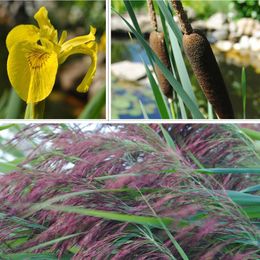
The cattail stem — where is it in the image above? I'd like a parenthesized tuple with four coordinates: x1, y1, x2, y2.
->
(147, 0, 158, 31)
(171, 0, 193, 35)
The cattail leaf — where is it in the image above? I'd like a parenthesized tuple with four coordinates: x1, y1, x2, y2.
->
(144, 63, 171, 119)
(156, 0, 183, 47)
(241, 67, 247, 119)
(44, 205, 173, 229)
(123, 0, 142, 35)
(166, 22, 197, 106)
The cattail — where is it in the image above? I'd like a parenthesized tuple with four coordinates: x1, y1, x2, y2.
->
(171, 0, 234, 119)
(147, 0, 173, 99)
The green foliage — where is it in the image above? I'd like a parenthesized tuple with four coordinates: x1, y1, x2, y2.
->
(232, 0, 260, 19)
(183, 0, 230, 19)
(112, 0, 146, 14)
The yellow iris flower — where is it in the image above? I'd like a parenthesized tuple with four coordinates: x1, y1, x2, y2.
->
(6, 6, 98, 104)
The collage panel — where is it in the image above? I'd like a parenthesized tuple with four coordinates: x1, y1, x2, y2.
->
(111, 0, 260, 120)
(0, 0, 259, 259)
(0, 0, 106, 119)
(0, 123, 259, 258)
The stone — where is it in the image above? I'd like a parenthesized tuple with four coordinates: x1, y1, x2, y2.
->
(253, 31, 260, 39)
(239, 35, 250, 49)
(191, 19, 207, 30)
(244, 19, 255, 36)
(206, 12, 227, 30)
(237, 18, 256, 36)
(229, 21, 237, 33)
(111, 61, 147, 81)
(233, 43, 241, 51)
(249, 37, 260, 52)
(111, 13, 162, 34)
(215, 40, 233, 52)
(185, 7, 196, 21)
(111, 14, 131, 32)
(212, 29, 228, 41)
(229, 32, 240, 42)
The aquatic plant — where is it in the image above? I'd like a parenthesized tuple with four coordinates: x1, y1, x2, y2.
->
(0, 124, 259, 259)
(115, 0, 240, 119)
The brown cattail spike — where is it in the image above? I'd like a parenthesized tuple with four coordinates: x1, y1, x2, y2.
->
(183, 30, 234, 118)
(147, 0, 172, 99)
(149, 31, 173, 99)
(171, 0, 234, 119)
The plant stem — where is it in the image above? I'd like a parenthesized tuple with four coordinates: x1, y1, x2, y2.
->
(24, 101, 45, 119)
(169, 99, 176, 119)
(147, 0, 158, 31)
(171, 0, 193, 35)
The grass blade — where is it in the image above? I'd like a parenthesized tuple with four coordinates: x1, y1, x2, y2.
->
(240, 127, 260, 140)
(241, 185, 260, 193)
(26, 233, 81, 252)
(227, 191, 260, 206)
(44, 205, 173, 229)
(138, 188, 189, 260)
(160, 125, 176, 150)
(197, 168, 260, 174)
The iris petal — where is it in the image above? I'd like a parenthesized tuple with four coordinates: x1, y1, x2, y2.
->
(76, 42, 98, 93)
(59, 26, 96, 64)
(6, 25, 39, 51)
(7, 41, 58, 103)
(34, 6, 58, 43)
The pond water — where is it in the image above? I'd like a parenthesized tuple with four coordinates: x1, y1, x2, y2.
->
(111, 38, 260, 119)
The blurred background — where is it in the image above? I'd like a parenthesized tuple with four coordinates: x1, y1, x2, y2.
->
(0, 0, 106, 119)
(111, 0, 260, 119)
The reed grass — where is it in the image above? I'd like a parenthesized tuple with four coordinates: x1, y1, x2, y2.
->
(0, 124, 259, 259)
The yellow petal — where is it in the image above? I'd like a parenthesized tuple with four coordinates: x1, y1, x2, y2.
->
(76, 42, 98, 93)
(6, 25, 40, 51)
(59, 26, 96, 63)
(34, 6, 58, 43)
(7, 41, 58, 103)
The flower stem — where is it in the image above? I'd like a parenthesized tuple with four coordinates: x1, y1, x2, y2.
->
(24, 101, 45, 119)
